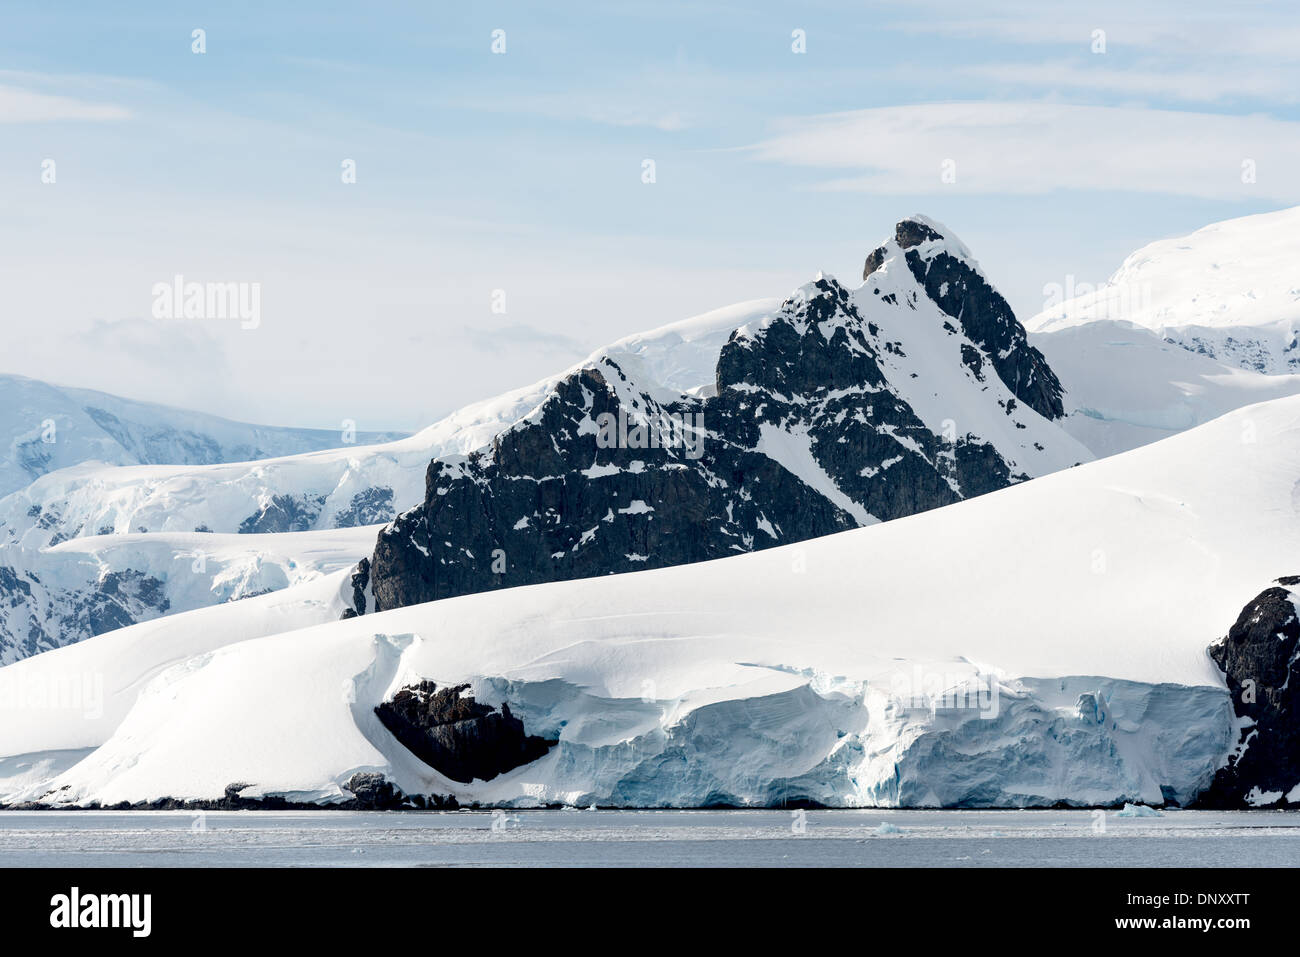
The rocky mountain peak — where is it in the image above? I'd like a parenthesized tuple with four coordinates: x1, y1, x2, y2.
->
(863, 215, 966, 280)
(895, 215, 946, 250)
(359, 220, 1084, 617)
(863, 215, 1065, 421)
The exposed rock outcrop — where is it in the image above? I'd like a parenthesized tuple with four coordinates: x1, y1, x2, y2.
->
(342, 772, 404, 809)
(334, 487, 395, 528)
(238, 493, 326, 534)
(0, 565, 170, 664)
(374, 680, 555, 783)
(1198, 577, 1300, 808)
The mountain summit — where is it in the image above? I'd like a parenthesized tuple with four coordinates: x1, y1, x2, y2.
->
(358, 217, 1088, 614)
(865, 215, 1065, 420)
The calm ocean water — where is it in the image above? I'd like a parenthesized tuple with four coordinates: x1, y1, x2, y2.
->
(1, 808, 1298, 867)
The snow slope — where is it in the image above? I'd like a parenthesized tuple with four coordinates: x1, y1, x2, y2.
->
(1032, 320, 1300, 457)
(7, 395, 1300, 808)
(0, 373, 407, 499)
(1027, 206, 1300, 374)
(597, 297, 781, 400)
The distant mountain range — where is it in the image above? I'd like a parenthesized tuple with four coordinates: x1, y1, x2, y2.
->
(0, 373, 408, 500)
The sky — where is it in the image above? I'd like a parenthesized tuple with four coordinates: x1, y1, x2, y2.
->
(2, 0, 1298, 432)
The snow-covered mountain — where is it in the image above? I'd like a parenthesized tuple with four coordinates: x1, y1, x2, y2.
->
(0, 376, 406, 660)
(0, 374, 407, 500)
(0, 527, 377, 665)
(1028, 206, 1300, 374)
(4, 394, 1299, 809)
(0, 217, 1091, 664)
(5, 210, 1300, 810)
(1025, 207, 1300, 456)
(362, 217, 1088, 614)
(4, 217, 1084, 559)
(0, 303, 776, 551)
(0, 301, 778, 662)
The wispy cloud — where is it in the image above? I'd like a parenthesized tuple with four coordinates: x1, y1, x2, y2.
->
(0, 84, 131, 123)
(461, 322, 590, 357)
(748, 102, 1300, 200)
(965, 61, 1300, 105)
(888, 2, 1300, 56)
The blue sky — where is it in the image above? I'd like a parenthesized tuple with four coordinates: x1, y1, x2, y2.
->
(3, 0, 1299, 430)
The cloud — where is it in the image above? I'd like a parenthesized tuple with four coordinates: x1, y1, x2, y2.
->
(0, 317, 241, 419)
(887, 2, 1300, 57)
(0, 84, 131, 123)
(78, 316, 229, 365)
(964, 61, 1300, 104)
(747, 102, 1300, 200)
(461, 322, 591, 357)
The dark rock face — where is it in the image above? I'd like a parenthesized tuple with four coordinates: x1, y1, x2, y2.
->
(342, 772, 404, 809)
(341, 557, 370, 620)
(1198, 578, 1300, 808)
(366, 267, 1038, 614)
(86, 570, 170, 634)
(374, 680, 555, 783)
(864, 218, 1065, 421)
(0, 565, 170, 663)
(334, 487, 395, 528)
(238, 493, 325, 534)
(0, 567, 39, 660)
(895, 218, 943, 249)
(13, 440, 53, 484)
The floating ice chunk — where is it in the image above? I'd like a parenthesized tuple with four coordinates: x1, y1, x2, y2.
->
(1115, 803, 1162, 818)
